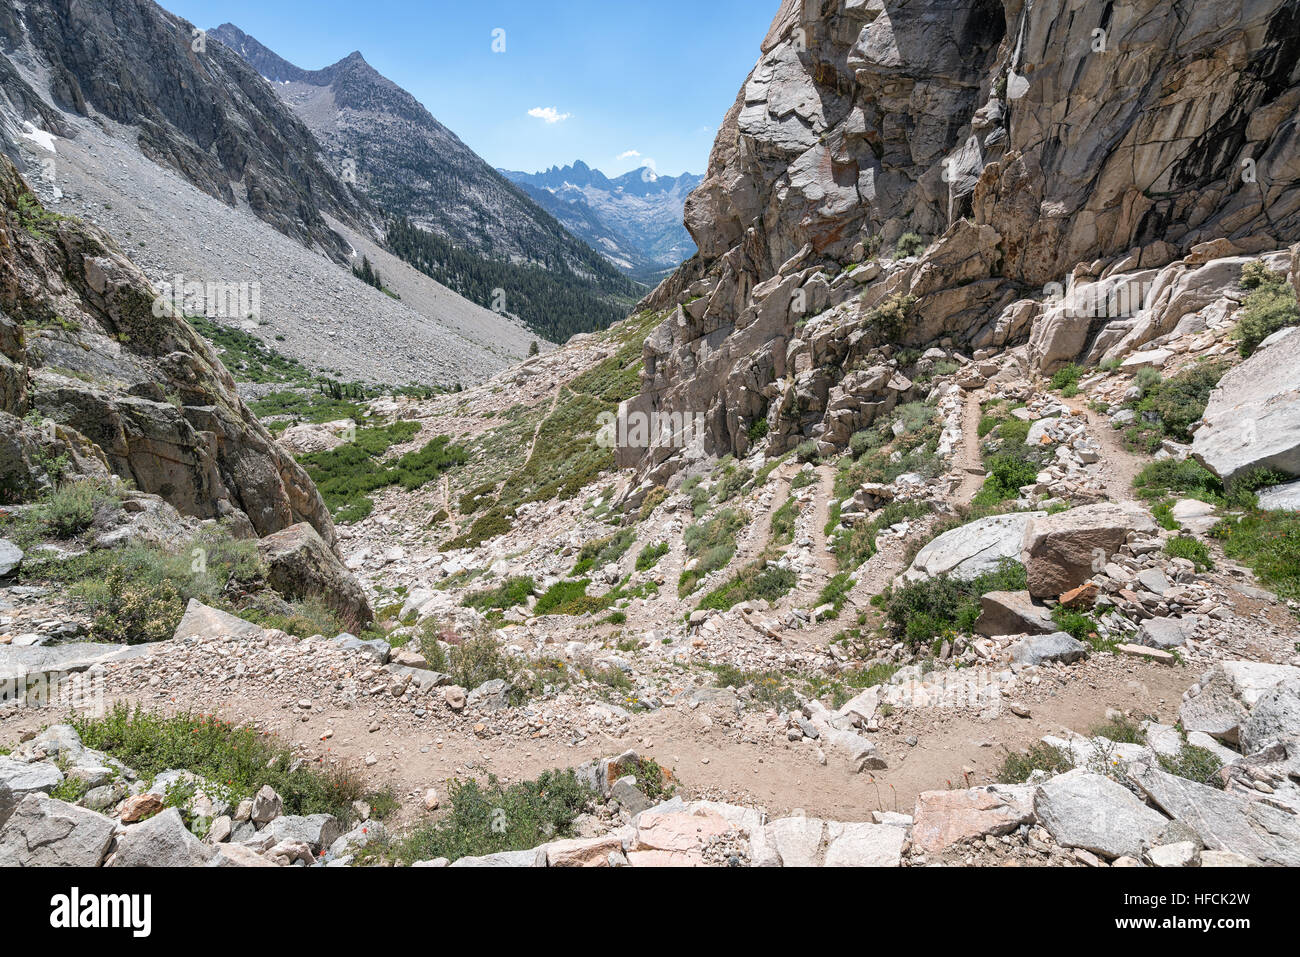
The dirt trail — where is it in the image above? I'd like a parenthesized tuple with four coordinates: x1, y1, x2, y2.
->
(0, 652, 1193, 824)
(953, 389, 989, 505)
(1066, 396, 1147, 500)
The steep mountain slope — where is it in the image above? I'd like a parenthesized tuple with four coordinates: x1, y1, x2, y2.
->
(210, 23, 642, 341)
(0, 0, 368, 262)
(501, 161, 702, 283)
(0, 0, 541, 387)
(620, 0, 1300, 486)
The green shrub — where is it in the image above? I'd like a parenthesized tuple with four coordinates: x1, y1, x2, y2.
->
(573, 530, 636, 575)
(995, 417, 1031, 445)
(973, 449, 1040, 507)
(696, 560, 797, 612)
(534, 579, 610, 617)
(301, 422, 465, 523)
(1050, 364, 1083, 396)
(74, 705, 372, 823)
(39, 480, 122, 539)
(1051, 605, 1106, 649)
(461, 576, 537, 613)
(1211, 510, 1300, 601)
(447, 631, 523, 691)
(1133, 459, 1224, 502)
(1235, 265, 1299, 357)
(770, 497, 798, 546)
(1157, 744, 1225, 789)
(998, 742, 1075, 784)
(884, 559, 1027, 647)
(1089, 713, 1144, 744)
(894, 232, 926, 258)
(1166, 536, 1213, 570)
(817, 572, 854, 618)
(831, 500, 930, 571)
(383, 770, 594, 864)
(795, 440, 820, 463)
(1135, 362, 1227, 443)
(679, 509, 746, 595)
(635, 542, 669, 572)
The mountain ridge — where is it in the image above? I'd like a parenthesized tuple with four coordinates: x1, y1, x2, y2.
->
(501, 161, 702, 283)
(211, 23, 642, 341)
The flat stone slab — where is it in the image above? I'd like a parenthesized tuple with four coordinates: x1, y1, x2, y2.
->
(1129, 764, 1300, 866)
(0, 539, 22, 578)
(912, 785, 1035, 854)
(0, 642, 131, 681)
(1008, 631, 1088, 666)
(1034, 768, 1169, 859)
(902, 512, 1045, 583)
(1256, 478, 1300, 512)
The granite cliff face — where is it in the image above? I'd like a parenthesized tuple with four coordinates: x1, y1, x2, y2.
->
(621, 0, 1300, 484)
(0, 153, 335, 544)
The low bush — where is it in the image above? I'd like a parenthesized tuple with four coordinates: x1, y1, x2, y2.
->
(74, 705, 372, 823)
(635, 542, 669, 572)
(884, 560, 1027, 648)
(997, 742, 1075, 784)
(573, 530, 636, 575)
(696, 560, 797, 612)
(1235, 263, 1299, 357)
(1211, 510, 1300, 601)
(383, 770, 594, 864)
(461, 576, 537, 613)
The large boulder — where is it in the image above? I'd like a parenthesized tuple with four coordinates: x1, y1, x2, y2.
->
(0, 756, 64, 810)
(1238, 679, 1300, 756)
(1021, 503, 1156, 599)
(258, 523, 374, 632)
(1034, 769, 1169, 860)
(0, 793, 117, 866)
(108, 808, 216, 867)
(173, 599, 266, 641)
(1193, 326, 1300, 486)
(902, 512, 1044, 584)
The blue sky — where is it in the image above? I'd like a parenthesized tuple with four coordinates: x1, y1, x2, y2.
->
(159, 0, 777, 177)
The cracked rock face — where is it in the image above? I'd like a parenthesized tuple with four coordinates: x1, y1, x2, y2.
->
(0, 154, 335, 544)
(623, 0, 1300, 482)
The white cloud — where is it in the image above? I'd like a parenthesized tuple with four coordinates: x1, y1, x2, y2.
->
(528, 107, 572, 124)
(617, 149, 641, 160)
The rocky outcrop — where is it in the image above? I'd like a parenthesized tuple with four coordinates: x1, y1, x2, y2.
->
(0, 155, 335, 544)
(258, 524, 373, 631)
(1192, 326, 1300, 486)
(621, 0, 1300, 480)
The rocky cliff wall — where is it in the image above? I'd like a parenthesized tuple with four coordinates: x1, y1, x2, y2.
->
(0, 154, 335, 545)
(623, 0, 1300, 485)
